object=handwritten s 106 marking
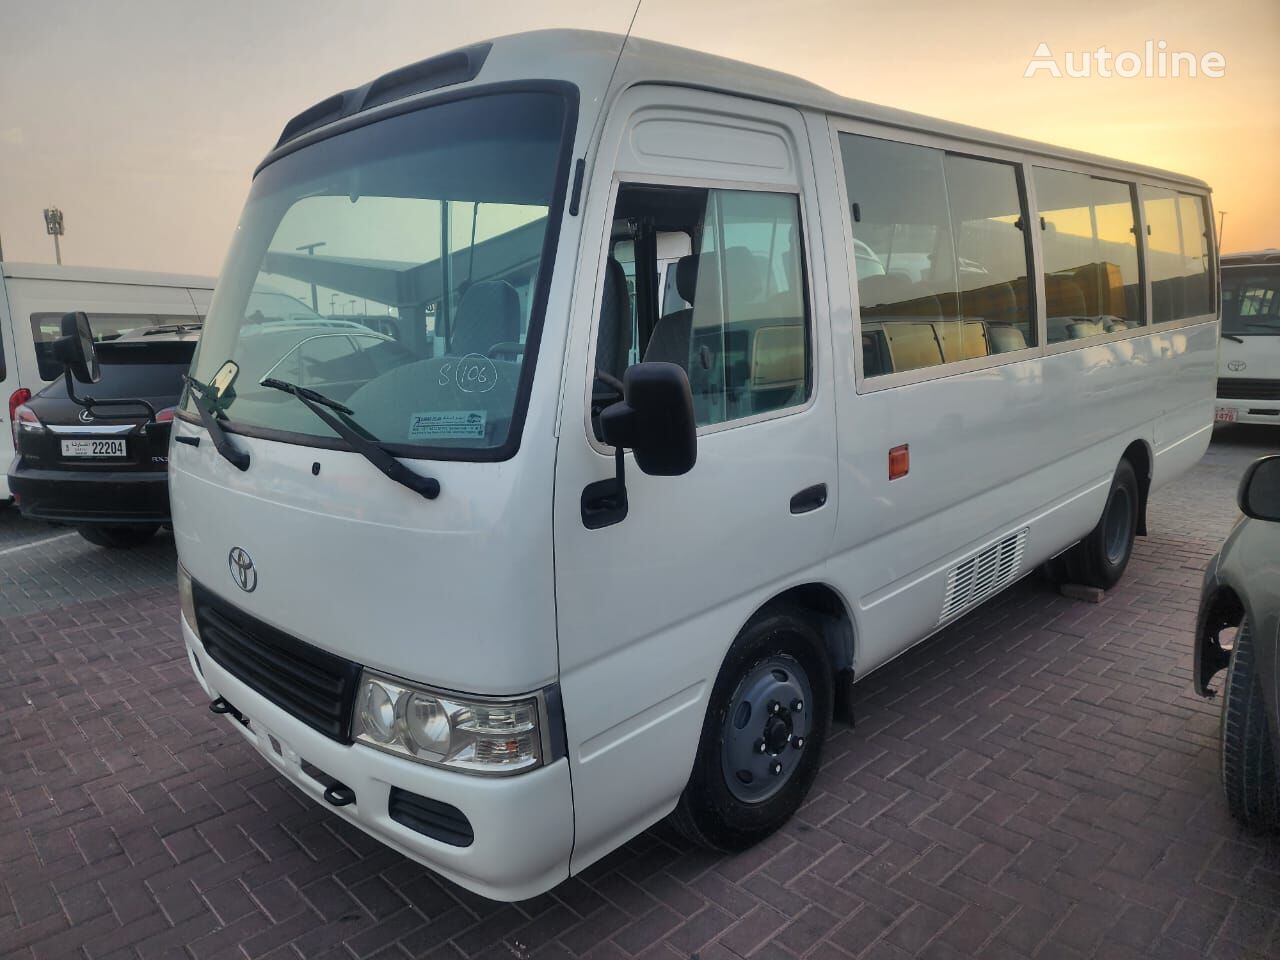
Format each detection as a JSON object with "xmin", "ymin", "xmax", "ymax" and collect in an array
[{"xmin": 437, "ymin": 354, "xmax": 500, "ymax": 394}]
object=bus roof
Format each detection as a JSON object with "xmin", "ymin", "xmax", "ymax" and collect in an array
[
  {"xmin": 1, "ymin": 261, "xmax": 215, "ymax": 289},
  {"xmin": 1221, "ymin": 250, "xmax": 1280, "ymax": 265},
  {"xmin": 267, "ymin": 29, "xmax": 1210, "ymax": 192}
]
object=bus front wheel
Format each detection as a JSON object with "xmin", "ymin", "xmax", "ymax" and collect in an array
[{"xmin": 671, "ymin": 607, "xmax": 832, "ymax": 852}]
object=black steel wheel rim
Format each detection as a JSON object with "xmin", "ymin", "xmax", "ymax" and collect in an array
[{"xmin": 721, "ymin": 654, "xmax": 814, "ymax": 803}]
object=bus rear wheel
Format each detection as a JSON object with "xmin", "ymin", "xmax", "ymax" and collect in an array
[
  {"xmin": 671, "ymin": 607, "xmax": 831, "ymax": 852},
  {"xmin": 1050, "ymin": 460, "xmax": 1139, "ymax": 590}
]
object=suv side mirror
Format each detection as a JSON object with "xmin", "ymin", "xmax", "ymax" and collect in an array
[
  {"xmin": 51, "ymin": 311, "xmax": 100, "ymax": 384},
  {"xmin": 581, "ymin": 362, "xmax": 697, "ymax": 530},
  {"xmin": 1239, "ymin": 455, "xmax": 1280, "ymax": 522},
  {"xmin": 601, "ymin": 362, "xmax": 697, "ymax": 476}
]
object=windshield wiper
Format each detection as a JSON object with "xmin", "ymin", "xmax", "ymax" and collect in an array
[
  {"xmin": 183, "ymin": 375, "xmax": 251, "ymax": 471},
  {"xmin": 260, "ymin": 378, "xmax": 440, "ymax": 500},
  {"xmin": 1221, "ymin": 333, "xmax": 1245, "ymax": 343}
]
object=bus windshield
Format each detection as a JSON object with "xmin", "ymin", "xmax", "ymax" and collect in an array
[
  {"xmin": 1222, "ymin": 268, "xmax": 1280, "ymax": 336},
  {"xmin": 187, "ymin": 90, "xmax": 571, "ymax": 456}
]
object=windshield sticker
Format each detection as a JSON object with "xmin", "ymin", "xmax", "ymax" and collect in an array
[
  {"xmin": 438, "ymin": 354, "xmax": 500, "ymax": 394},
  {"xmin": 408, "ymin": 410, "xmax": 486, "ymax": 440}
]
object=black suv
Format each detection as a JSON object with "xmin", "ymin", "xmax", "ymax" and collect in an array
[{"xmin": 8, "ymin": 323, "xmax": 198, "ymax": 548}]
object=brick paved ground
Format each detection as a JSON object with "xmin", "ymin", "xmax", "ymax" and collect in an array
[{"xmin": 2, "ymin": 425, "xmax": 1279, "ymax": 960}]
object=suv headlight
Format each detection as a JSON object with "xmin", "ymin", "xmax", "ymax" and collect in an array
[
  {"xmin": 352, "ymin": 670, "xmax": 559, "ymax": 775},
  {"xmin": 177, "ymin": 563, "xmax": 199, "ymax": 637}
]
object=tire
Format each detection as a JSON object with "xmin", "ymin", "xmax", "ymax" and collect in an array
[
  {"xmin": 77, "ymin": 523, "xmax": 160, "ymax": 549},
  {"xmin": 1220, "ymin": 616, "xmax": 1280, "ymax": 830},
  {"xmin": 671, "ymin": 607, "xmax": 832, "ymax": 852},
  {"xmin": 1051, "ymin": 459, "xmax": 1140, "ymax": 590}
]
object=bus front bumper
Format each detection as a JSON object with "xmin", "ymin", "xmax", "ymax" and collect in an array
[{"xmin": 181, "ymin": 616, "xmax": 574, "ymax": 901}]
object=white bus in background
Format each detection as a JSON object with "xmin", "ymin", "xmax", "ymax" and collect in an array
[
  {"xmin": 0, "ymin": 262, "xmax": 215, "ymax": 501},
  {"xmin": 1216, "ymin": 249, "xmax": 1280, "ymax": 426},
  {"xmin": 162, "ymin": 30, "xmax": 1217, "ymax": 900}
]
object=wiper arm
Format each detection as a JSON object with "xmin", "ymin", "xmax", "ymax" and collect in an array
[
  {"xmin": 183, "ymin": 375, "xmax": 251, "ymax": 471},
  {"xmin": 259, "ymin": 378, "xmax": 440, "ymax": 500},
  {"xmin": 1221, "ymin": 333, "xmax": 1245, "ymax": 344}
]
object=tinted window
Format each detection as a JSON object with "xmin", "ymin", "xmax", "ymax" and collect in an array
[
  {"xmin": 1142, "ymin": 186, "xmax": 1212, "ymax": 322},
  {"xmin": 1034, "ymin": 168, "xmax": 1143, "ymax": 343},
  {"xmin": 30, "ymin": 312, "xmax": 200, "ymax": 380},
  {"xmin": 1221, "ymin": 268, "xmax": 1280, "ymax": 336},
  {"xmin": 841, "ymin": 134, "xmax": 1034, "ymax": 378}
]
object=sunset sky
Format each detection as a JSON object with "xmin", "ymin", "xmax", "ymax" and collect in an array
[{"xmin": 0, "ymin": 0, "xmax": 1275, "ymax": 276}]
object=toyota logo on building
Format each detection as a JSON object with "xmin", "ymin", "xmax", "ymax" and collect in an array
[
  {"xmin": 1227, "ymin": 360, "xmax": 1247, "ymax": 372},
  {"xmin": 228, "ymin": 547, "xmax": 257, "ymax": 593},
  {"xmin": 78, "ymin": 408, "xmax": 94, "ymax": 423}
]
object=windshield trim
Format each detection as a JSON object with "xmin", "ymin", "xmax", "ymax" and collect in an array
[{"xmin": 180, "ymin": 81, "xmax": 580, "ymax": 463}]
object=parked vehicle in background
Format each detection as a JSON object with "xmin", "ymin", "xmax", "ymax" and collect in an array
[
  {"xmin": 1216, "ymin": 250, "xmax": 1280, "ymax": 426},
  {"xmin": 1195, "ymin": 455, "xmax": 1280, "ymax": 828},
  {"xmin": 171, "ymin": 30, "xmax": 1218, "ymax": 901},
  {"xmin": 7, "ymin": 317, "xmax": 198, "ymax": 547},
  {"xmin": 0, "ymin": 262, "xmax": 215, "ymax": 502}
]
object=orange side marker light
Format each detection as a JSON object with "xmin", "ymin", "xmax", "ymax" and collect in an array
[{"xmin": 888, "ymin": 444, "xmax": 910, "ymax": 480}]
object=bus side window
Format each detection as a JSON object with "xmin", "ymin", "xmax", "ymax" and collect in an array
[
  {"xmin": 840, "ymin": 133, "xmax": 1035, "ymax": 378},
  {"xmin": 1141, "ymin": 185, "xmax": 1211, "ymax": 323},
  {"xmin": 1034, "ymin": 168, "xmax": 1144, "ymax": 343},
  {"xmin": 591, "ymin": 183, "xmax": 811, "ymax": 438}
]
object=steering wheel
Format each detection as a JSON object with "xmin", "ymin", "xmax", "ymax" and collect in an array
[{"xmin": 487, "ymin": 341, "xmax": 524, "ymax": 360}]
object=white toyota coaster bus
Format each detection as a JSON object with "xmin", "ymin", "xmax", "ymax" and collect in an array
[
  {"xmin": 171, "ymin": 31, "xmax": 1218, "ymax": 900},
  {"xmin": 1215, "ymin": 250, "xmax": 1280, "ymax": 426}
]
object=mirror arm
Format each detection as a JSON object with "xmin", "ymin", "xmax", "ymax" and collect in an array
[{"xmin": 613, "ymin": 444, "xmax": 629, "ymax": 513}]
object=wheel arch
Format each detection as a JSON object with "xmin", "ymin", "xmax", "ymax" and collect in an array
[
  {"xmin": 1196, "ymin": 581, "xmax": 1247, "ymax": 697},
  {"xmin": 751, "ymin": 581, "xmax": 857, "ymax": 723}
]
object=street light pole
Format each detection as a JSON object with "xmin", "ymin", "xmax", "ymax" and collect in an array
[
  {"xmin": 43, "ymin": 207, "xmax": 64, "ymax": 265},
  {"xmin": 1216, "ymin": 211, "xmax": 1227, "ymax": 253},
  {"xmin": 296, "ymin": 241, "xmax": 326, "ymax": 311}
]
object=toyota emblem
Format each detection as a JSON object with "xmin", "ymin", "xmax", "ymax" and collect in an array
[
  {"xmin": 1227, "ymin": 360, "xmax": 1247, "ymax": 372},
  {"xmin": 78, "ymin": 408, "xmax": 94, "ymax": 423},
  {"xmin": 228, "ymin": 547, "xmax": 257, "ymax": 593}
]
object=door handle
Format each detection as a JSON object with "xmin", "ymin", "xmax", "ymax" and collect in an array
[{"xmin": 789, "ymin": 483, "xmax": 828, "ymax": 515}]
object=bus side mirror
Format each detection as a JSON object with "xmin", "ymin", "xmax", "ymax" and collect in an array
[
  {"xmin": 601, "ymin": 362, "xmax": 697, "ymax": 477},
  {"xmin": 582, "ymin": 363, "xmax": 696, "ymax": 530},
  {"xmin": 1239, "ymin": 455, "xmax": 1280, "ymax": 522},
  {"xmin": 52, "ymin": 311, "xmax": 101, "ymax": 385}
]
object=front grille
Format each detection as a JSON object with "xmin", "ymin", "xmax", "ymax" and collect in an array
[
  {"xmin": 193, "ymin": 583, "xmax": 362, "ymax": 742},
  {"xmin": 389, "ymin": 788, "xmax": 474, "ymax": 847},
  {"xmin": 1218, "ymin": 378, "xmax": 1280, "ymax": 401}
]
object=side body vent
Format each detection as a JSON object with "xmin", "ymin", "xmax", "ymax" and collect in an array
[{"xmin": 938, "ymin": 528, "xmax": 1028, "ymax": 624}]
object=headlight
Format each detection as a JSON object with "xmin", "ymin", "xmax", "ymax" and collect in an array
[
  {"xmin": 177, "ymin": 563, "xmax": 199, "ymax": 636},
  {"xmin": 352, "ymin": 670, "xmax": 555, "ymax": 775}
]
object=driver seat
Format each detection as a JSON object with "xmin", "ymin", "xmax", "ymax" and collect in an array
[{"xmin": 450, "ymin": 280, "xmax": 521, "ymax": 356}]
